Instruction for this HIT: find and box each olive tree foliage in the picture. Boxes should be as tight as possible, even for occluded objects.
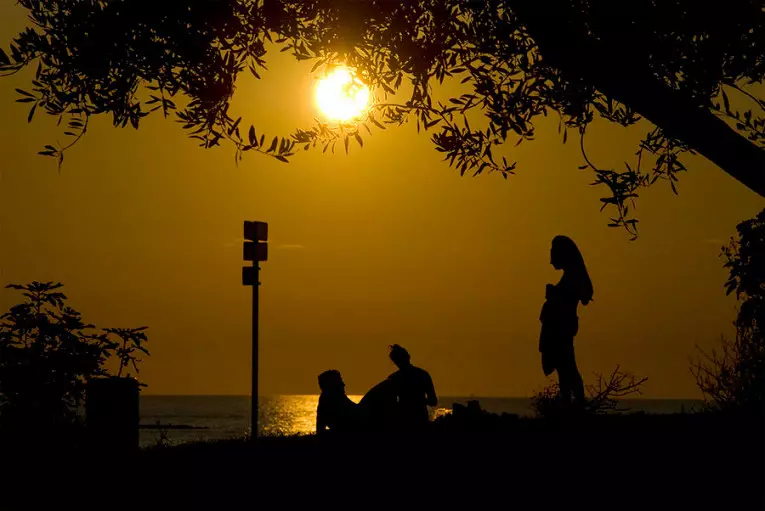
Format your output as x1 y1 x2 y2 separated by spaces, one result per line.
2 0 764 237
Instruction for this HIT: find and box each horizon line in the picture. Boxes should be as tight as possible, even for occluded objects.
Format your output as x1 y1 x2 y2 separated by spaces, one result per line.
139 394 706 401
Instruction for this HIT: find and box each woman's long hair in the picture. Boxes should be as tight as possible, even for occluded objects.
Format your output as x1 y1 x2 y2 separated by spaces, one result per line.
552 235 594 305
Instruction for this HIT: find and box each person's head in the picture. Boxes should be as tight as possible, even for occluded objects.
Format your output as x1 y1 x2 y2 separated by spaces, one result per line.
318 370 345 394
550 235 594 305
389 344 411 369
551 235 580 271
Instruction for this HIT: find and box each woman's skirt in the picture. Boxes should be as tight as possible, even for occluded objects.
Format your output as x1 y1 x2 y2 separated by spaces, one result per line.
539 317 578 376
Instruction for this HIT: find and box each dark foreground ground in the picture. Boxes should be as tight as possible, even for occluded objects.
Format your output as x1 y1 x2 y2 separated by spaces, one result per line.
2 411 763 511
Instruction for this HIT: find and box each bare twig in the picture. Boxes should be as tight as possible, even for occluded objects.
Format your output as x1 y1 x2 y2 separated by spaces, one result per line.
531 365 647 418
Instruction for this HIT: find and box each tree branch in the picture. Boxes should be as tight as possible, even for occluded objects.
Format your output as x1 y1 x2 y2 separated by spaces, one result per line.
512 1 765 198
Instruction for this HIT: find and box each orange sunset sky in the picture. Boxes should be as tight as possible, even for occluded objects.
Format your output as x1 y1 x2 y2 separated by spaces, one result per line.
1 3 763 398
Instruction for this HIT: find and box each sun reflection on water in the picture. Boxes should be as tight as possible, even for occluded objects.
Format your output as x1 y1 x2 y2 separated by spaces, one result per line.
259 395 452 436
259 395 363 436
140 395 457 446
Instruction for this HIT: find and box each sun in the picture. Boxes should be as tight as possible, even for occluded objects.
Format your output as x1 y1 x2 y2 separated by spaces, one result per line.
315 67 370 122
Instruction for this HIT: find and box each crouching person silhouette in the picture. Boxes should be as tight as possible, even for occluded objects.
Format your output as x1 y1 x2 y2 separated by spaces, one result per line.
316 370 359 435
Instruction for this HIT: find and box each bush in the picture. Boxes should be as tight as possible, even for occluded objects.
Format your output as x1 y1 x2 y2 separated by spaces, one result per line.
692 324 764 415
0 281 149 430
692 208 764 416
531 366 647 418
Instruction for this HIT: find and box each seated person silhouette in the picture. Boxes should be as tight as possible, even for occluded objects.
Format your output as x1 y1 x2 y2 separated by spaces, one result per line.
316 370 359 435
386 344 437 430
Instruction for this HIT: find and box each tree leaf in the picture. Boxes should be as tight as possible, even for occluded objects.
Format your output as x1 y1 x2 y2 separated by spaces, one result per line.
228 117 241 136
722 89 731 114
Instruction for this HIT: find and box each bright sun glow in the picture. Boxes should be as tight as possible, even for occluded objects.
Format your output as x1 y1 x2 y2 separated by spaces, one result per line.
316 67 370 122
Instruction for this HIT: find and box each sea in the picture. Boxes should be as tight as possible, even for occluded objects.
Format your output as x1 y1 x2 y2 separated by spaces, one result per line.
138 395 705 448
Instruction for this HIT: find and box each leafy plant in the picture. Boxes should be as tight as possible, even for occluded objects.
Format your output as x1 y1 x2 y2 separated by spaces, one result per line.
103 327 149 380
0 282 149 428
2 1 763 238
531 366 647 418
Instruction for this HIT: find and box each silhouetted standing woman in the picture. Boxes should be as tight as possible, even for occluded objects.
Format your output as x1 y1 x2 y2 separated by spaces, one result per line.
539 236 593 403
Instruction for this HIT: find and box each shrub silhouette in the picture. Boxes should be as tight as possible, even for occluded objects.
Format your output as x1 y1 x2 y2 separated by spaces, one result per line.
692 325 763 415
531 365 647 418
0 282 149 431
691 208 765 416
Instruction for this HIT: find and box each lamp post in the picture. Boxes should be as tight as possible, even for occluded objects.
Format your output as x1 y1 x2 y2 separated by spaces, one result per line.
243 220 268 438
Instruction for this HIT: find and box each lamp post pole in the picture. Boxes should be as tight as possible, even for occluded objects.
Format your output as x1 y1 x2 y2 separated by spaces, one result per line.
251 260 259 437
243 221 268 439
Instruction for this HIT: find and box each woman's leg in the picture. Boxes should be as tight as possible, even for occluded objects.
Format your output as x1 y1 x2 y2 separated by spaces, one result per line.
567 346 585 403
557 363 572 403
557 345 585 404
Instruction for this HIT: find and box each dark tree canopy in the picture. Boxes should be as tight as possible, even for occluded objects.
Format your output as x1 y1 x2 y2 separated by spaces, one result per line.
3 0 764 237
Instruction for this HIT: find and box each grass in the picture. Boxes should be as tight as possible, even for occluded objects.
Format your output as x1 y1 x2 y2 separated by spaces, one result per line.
1 408 762 510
